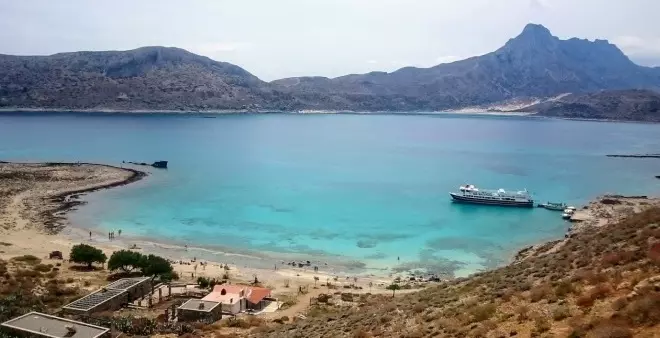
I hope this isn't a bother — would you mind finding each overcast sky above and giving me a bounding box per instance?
[1,0,659,81]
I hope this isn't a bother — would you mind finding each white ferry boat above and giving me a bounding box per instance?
[450,184,534,207]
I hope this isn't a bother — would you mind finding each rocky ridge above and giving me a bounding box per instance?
[1,24,660,117]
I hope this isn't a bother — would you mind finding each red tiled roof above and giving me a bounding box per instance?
[211,284,246,295]
[247,287,271,304]
[205,285,271,304]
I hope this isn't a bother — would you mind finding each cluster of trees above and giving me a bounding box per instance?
[68,245,175,279]
[107,250,174,278]
[196,276,220,289]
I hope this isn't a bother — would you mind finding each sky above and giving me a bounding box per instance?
[1,0,659,81]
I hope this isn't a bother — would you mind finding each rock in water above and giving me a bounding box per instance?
[152,161,168,169]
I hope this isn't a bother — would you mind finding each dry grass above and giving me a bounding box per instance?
[240,205,660,338]
[10,255,41,265]
[0,257,84,323]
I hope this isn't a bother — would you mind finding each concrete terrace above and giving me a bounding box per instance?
[1,312,109,338]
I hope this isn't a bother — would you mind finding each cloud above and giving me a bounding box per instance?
[529,0,548,10]
[435,55,462,64]
[612,35,660,66]
[613,36,660,53]
[186,42,253,55]
[366,59,378,64]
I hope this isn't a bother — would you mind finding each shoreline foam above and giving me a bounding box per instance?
[3,161,657,287]
[0,162,401,291]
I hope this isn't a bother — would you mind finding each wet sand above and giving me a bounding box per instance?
[0,162,400,299]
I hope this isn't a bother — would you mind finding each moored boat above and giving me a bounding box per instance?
[449,184,534,207]
[562,207,576,220]
[538,202,567,211]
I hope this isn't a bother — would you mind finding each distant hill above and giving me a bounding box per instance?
[1,24,660,114]
[519,89,660,122]
[0,47,300,110]
[273,24,660,111]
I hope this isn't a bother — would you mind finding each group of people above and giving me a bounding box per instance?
[88,229,122,240]
[108,229,122,240]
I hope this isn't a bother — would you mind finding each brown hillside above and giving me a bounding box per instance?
[243,202,660,338]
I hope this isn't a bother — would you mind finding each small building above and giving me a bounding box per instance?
[104,277,152,301]
[63,277,152,315]
[202,285,272,314]
[1,312,110,338]
[177,299,222,322]
[246,286,272,311]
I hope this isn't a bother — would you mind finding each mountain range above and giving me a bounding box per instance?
[1,23,660,119]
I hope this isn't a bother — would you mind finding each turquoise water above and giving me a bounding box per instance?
[1,112,659,277]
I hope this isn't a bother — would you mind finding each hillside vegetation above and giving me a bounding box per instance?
[243,204,660,338]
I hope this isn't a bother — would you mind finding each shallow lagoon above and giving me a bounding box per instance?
[1,112,658,276]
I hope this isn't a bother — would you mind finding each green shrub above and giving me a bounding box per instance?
[107,250,143,272]
[140,254,172,277]
[160,271,179,282]
[70,244,106,268]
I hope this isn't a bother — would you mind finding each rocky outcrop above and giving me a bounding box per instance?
[520,89,660,122]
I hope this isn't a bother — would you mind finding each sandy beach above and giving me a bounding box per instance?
[2,161,659,328]
[0,162,410,310]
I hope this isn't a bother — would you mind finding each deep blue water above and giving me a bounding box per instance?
[1,112,659,276]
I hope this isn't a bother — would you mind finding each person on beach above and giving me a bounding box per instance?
[89,231,92,240]
[118,229,122,237]
[185,245,188,251]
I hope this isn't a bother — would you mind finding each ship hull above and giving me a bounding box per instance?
[450,193,534,207]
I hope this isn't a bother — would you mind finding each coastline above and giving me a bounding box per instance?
[0,162,400,297]
[5,108,659,124]
[2,161,659,297]
[0,107,531,117]
[512,195,660,262]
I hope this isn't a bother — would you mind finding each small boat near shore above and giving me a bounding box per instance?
[450,184,534,207]
[538,202,567,211]
[562,207,576,219]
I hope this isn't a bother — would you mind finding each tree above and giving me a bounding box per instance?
[386,283,401,297]
[160,271,179,282]
[107,250,144,272]
[70,244,107,268]
[197,276,210,288]
[140,254,173,277]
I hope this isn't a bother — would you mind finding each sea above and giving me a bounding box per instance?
[1,112,659,277]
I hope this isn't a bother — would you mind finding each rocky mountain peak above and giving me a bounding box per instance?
[520,23,553,38]
[501,23,557,53]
